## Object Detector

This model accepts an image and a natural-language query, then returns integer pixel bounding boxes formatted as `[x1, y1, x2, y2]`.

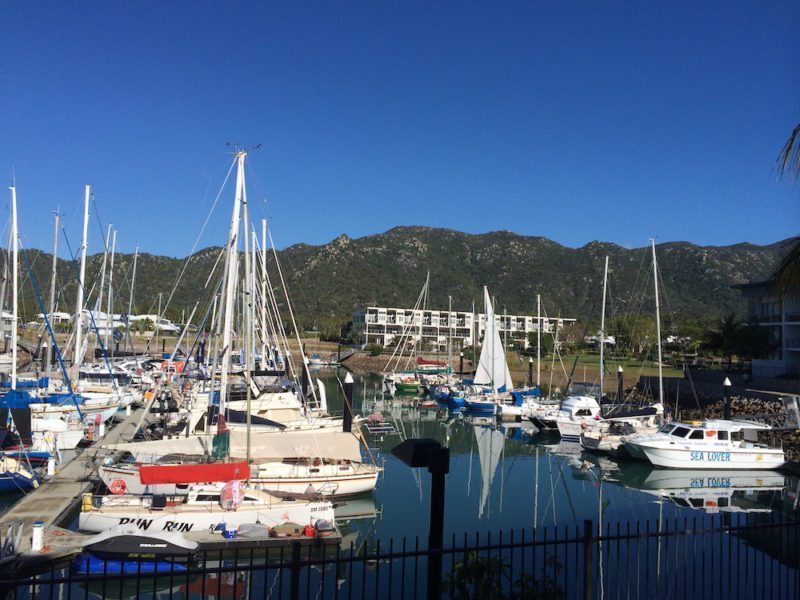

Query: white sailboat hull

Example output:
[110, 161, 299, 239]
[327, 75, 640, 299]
[99, 463, 380, 497]
[79, 499, 334, 534]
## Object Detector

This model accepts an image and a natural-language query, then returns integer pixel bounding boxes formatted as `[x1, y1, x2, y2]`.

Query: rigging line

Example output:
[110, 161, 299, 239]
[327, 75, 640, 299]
[266, 225, 319, 407]
[160, 156, 237, 319]
[90, 194, 110, 256]
[58, 226, 121, 395]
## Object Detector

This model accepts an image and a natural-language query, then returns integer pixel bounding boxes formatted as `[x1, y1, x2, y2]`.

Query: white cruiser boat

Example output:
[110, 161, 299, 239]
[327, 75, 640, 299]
[78, 483, 335, 533]
[621, 420, 786, 470]
[531, 395, 601, 440]
[579, 403, 664, 455]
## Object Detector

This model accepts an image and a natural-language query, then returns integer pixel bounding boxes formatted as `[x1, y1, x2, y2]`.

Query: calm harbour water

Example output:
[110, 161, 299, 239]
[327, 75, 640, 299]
[320, 370, 800, 551]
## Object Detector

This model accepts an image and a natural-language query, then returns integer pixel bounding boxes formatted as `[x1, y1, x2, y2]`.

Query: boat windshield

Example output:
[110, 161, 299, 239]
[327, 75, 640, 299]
[671, 426, 691, 438]
[659, 424, 676, 434]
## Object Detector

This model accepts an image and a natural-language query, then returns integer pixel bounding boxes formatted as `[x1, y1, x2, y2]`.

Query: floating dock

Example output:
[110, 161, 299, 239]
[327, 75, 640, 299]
[0, 407, 145, 570]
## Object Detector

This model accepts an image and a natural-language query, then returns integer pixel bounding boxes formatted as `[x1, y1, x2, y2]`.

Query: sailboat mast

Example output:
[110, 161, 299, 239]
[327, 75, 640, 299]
[0, 230, 10, 345]
[260, 219, 267, 367]
[125, 246, 138, 352]
[44, 211, 60, 374]
[651, 240, 664, 405]
[219, 151, 246, 416]
[447, 295, 452, 371]
[10, 187, 18, 390]
[105, 229, 117, 351]
[74, 184, 90, 374]
[97, 224, 111, 318]
[536, 294, 541, 388]
[599, 256, 608, 398]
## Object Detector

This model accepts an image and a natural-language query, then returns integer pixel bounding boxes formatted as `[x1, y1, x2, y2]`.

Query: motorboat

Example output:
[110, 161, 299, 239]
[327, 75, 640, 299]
[621, 420, 786, 469]
[579, 403, 664, 455]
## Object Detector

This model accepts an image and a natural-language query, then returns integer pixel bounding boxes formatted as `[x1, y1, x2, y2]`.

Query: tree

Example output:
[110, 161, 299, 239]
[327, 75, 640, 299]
[770, 125, 800, 299]
[733, 321, 774, 361]
[703, 314, 741, 366]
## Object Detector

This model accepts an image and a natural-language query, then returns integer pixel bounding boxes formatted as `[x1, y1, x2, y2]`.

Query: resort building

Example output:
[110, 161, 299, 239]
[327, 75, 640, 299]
[735, 281, 800, 379]
[352, 306, 575, 350]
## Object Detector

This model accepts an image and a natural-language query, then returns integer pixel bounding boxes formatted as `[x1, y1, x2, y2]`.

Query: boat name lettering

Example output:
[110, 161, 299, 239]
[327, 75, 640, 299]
[118, 517, 154, 531]
[162, 521, 193, 532]
[689, 451, 731, 462]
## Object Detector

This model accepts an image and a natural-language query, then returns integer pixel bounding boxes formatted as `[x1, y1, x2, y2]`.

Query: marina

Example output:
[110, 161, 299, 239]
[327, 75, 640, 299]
[2, 5, 799, 594]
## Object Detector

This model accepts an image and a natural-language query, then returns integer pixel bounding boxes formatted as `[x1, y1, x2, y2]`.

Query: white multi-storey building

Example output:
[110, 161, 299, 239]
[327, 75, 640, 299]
[352, 306, 575, 350]
[736, 281, 800, 379]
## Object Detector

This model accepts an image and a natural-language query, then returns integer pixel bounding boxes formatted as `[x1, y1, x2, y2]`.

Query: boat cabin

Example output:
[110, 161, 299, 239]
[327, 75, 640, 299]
[657, 420, 769, 445]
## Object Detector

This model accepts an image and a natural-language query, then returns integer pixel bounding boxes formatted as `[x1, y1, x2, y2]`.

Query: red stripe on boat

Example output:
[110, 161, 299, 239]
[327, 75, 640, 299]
[139, 461, 250, 484]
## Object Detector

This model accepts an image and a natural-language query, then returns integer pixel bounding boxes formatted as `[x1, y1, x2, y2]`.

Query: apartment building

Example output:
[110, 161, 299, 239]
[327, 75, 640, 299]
[735, 281, 800, 378]
[352, 306, 574, 350]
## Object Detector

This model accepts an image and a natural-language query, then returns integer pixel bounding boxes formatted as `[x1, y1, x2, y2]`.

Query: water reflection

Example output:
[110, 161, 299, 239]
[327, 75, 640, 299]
[320, 370, 800, 543]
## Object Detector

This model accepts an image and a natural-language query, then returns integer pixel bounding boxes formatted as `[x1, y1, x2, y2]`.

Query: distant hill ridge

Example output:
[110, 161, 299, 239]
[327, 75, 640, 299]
[14, 226, 794, 334]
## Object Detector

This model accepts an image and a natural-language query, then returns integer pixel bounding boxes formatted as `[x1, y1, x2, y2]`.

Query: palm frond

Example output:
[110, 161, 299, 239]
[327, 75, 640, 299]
[777, 123, 800, 180]
[768, 237, 800, 299]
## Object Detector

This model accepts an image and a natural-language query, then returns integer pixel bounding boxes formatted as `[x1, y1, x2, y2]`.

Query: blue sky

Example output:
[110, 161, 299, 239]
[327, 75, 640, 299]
[2, 1, 798, 257]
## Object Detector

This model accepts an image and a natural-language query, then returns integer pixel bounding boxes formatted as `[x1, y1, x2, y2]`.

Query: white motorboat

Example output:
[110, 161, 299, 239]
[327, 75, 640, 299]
[621, 420, 786, 469]
[579, 403, 664, 455]
[532, 395, 601, 440]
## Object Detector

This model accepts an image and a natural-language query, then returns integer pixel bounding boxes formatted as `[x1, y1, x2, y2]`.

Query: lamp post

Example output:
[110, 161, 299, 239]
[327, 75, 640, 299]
[723, 377, 732, 420]
[391, 438, 450, 598]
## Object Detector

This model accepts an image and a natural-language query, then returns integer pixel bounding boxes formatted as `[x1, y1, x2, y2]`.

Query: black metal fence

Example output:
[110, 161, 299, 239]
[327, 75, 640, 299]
[2, 515, 799, 599]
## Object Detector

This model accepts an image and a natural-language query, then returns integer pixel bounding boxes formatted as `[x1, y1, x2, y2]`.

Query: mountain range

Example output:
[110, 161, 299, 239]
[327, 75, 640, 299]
[11, 226, 793, 336]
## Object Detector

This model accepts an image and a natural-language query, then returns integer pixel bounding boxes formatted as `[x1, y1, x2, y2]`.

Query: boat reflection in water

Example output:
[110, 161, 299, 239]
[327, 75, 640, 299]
[573, 453, 787, 514]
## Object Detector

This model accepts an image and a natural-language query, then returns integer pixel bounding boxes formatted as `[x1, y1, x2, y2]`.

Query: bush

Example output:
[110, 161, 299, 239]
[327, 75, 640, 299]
[365, 343, 384, 357]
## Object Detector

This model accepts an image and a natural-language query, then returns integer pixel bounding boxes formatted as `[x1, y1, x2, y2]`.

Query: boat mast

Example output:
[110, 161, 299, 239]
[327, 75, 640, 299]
[219, 151, 245, 417]
[599, 256, 608, 399]
[97, 224, 111, 317]
[125, 246, 138, 353]
[10, 187, 17, 390]
[0, 229, 10, 350]
[447, 295, 452, 372]
[105, 229, 117, 352]
[73, 184, 90, 381]
[241, 167, 253, 465]
[536, 294, 541, 389]
[260, 219, 267, 368]
[651, 240, 664, 405]
[44, 211, 60, 374]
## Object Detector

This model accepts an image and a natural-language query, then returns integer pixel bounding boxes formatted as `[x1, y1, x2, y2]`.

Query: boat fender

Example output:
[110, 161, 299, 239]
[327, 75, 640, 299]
[109, 479, 127, 495]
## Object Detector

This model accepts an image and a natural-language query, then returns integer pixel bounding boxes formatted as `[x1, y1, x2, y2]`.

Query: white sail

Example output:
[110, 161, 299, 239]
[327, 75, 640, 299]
[476, 424, 505, 518]
[473, 287, 512, 391]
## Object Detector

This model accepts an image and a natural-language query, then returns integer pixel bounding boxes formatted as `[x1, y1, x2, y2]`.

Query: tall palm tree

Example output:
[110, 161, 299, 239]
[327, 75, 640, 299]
[770, 125, 800, 298]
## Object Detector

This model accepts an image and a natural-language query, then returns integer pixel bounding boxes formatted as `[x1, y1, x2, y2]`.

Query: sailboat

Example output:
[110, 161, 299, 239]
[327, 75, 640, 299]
[99, 150, 379, 507]
[0, 187, 40, 490]
[462, 287, 513, 415]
